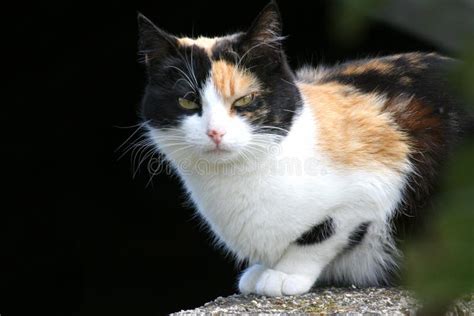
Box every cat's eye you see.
[233,93,256,108]
[178,97,199,110]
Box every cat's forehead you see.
[211,60,260,101]
[177,36,219,56]
[175,35,261,100]
[176,34,240,57]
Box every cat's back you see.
[297,52,453,96]
[296,52,471,129]
[296,52,473,217]
[296,52,472,166]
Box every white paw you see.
[255,269,314,297]
[238,264,267,295]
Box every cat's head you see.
[138,2,302,164]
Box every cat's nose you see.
[207,129,226,145]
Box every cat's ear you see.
[241,1,284,60]
[137,13,177,65]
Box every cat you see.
[136,2,473,296]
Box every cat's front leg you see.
[239,263,314,296]
[252,244,325,296]
[248,219,365,296]
[238,264,267,294]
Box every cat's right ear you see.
[137,13,177,65]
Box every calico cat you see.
[136,2,473,296]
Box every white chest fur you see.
[178,106,335,264]
[165,103,407,266]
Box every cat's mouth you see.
[200,145,243,162]
[204,147,232,154]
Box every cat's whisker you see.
[115,121,150,153]
[119,137,148,159]
[123,134,151,149]
[280,78,298,88]
[166,65,197,93]
[246,143,269,156]
[133,146,158,178]
[255,125,290,135]
[188,45,200,90]
[127,140,154,153]
[176,49,201,92]
[157,143,190,150]
[147,133,187,141]
[174,78,195,92]
[132,142,155,171]
[178,47,200,94]
[236,36,285,69]
[155,131,186,136]
[282,109,299,114]
[158,137,189,143]
[117,137,152,161]
[153,132,182,137]
[154,127,185,134]
[252,132,285,139]
[114,120,150,130]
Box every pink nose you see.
[207,129,225,145]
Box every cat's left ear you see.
[137,13,177,65]
[241,1,284,61]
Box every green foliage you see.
[403,143,474,313]
[450,41,474,102]
[330,0,385,44]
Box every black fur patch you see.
[296,218,335,246]
[141,45,212,128]
[323,53,460,106]
[138,15,213,128]
[345,222,371,250]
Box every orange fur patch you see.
[341,60,394,76]
[298,82,410,170]
[383,96,443,152]
[177,36,218,56]
[211,60,261,104]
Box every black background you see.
[4,1,441,315]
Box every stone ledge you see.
[171,287,473,316]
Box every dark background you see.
[4,1,444,315]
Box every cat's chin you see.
[204,147,231,154]
[199,147,241,163]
